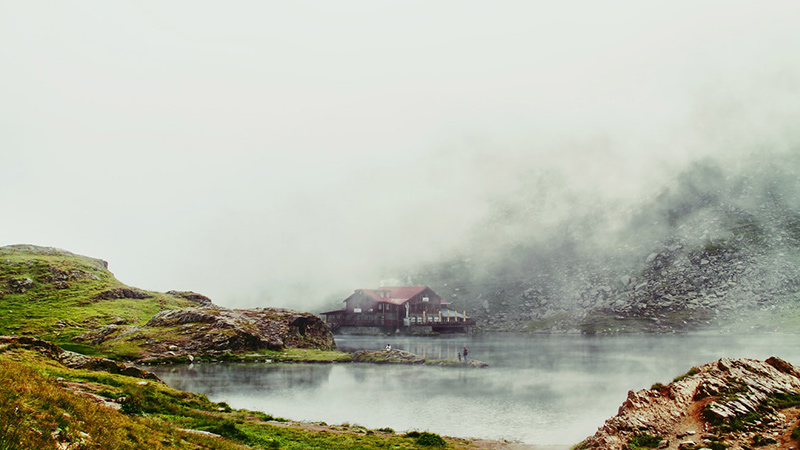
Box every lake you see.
[148,333,800,448]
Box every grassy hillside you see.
[0,245,200,353]
[0,245,346,362]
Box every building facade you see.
[321,286,474,334]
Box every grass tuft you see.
[673,367,700,383]
[626,433,663,449]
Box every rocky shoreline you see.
[351,349,489,367]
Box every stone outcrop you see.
[0,336,159,381]
[353,349,427,364]
[165,290,214,306]
[577,357,800,450]
[94,288,153,301]
[122,306,335,361]
[74,324,124,345]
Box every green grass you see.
[792,425,800,441]
[626,433,663,450]
[673,367,700,383]
[768,391,800,409]
[255,348,353,363]
[705,406,764,433]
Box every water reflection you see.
[149,334,800,447]
[154,363,333,397]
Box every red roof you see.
[352,286,439,306]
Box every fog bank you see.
[2,1,799,310]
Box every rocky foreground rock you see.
[577,356,800,450]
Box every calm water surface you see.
[149,334,799,447]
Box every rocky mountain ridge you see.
[404,153,800,334]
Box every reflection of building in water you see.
[321,286,475,335]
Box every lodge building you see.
[321,286,475,334]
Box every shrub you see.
[752,434,777,446]
[215,401,232,412]
[376,427,395,434]
[793,425,800,441]
[627,433,663,449]
[202,420,248,441]
[416,432,446,447]
[120,395,144,415]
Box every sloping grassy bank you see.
[0,346,485,450]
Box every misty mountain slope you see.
[404,151,800,333]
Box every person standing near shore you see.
[462,346,468,362]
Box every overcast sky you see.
[2,1,799,310]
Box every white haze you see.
[2,1,799,310]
